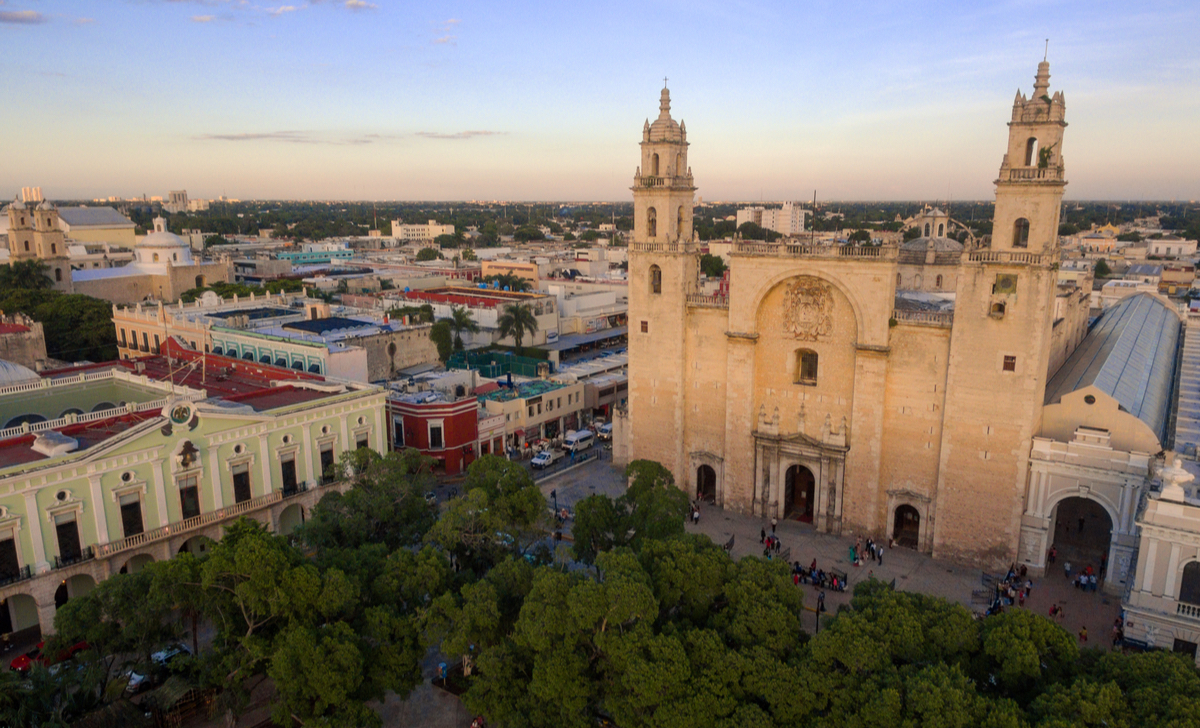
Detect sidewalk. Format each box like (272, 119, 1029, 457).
(684, 501, 1121, 644)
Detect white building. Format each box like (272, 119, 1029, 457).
(1148, 236, 1198, 259)
(735, 202, 810, 236)
(391, 219, 456, 243)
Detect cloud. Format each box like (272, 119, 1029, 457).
(344, 0, 377, 10)
(73, 17, 95, 24)
(0, 10, 47, 24)
(416, 130, 503, 140)
(267, 4, 298, 15)
(196, 130, 409, 145)
(191, 15, 216, 22)
(433, 34, 454, 44)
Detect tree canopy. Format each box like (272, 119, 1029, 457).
(699, 253, 727, 279)
(496, 302, 539, 353)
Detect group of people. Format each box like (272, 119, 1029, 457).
(985, 563, 1034, 616)
(1063, 561, 1101, 592)
(849, 537, 884, 567)
(791, 559, 847, 592)
(760, 528, 783, 557)
(689, 501, 701, 525)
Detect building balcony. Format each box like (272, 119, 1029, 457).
(53, 546, 95, 570)
(686, 294, 729, 309)
(628, 241, 698, 255)
(94, 488, 293, 560)
(891, 309, 954, 328)
(998, 166, 1065, 183)
(733, 242, 898, 261)
(0, 565, 33, 588)
(1177, 602, 1200, 621)
(966, 250, 1046, 266)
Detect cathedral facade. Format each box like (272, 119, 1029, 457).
(628, 62, 1080, 568)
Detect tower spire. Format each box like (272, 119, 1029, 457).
(659, 85, 671, 118)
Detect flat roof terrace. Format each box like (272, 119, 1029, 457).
(393, 286, 546, 309)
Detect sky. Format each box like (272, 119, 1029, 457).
(2, 1, 1198, 202)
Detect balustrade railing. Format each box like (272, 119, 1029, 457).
(0, 565, 33, 587)
(892, 309, 954, 327)
(628, 242, 697, 254)
(686, 294, 729, 309)
(1001, 167, 1064, 182)
(967, 250, 1045, 265)
(53, 547, 95, 570)
(1177, 602, 1200, 620)
(733, 242, 897, 260)
(94, 489, 286, 559)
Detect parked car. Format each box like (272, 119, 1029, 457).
(124, 642, 193, 693)
(531, 449, 566, 469)
(9, 640, 90, 673)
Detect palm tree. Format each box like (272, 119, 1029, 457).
(496, 302, 538, 355)
(0, 260, 53, 291)
(441, 306, 480, 351)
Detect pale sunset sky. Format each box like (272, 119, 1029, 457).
(1, 0, 1197, 201)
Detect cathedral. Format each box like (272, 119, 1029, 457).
(627, 61, 1097, 570)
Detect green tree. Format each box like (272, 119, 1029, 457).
(571, 460, 689, 566)
(848, 229, 872, 243)
(441, 306, 481, 351)
(204, 234, 232, 247)
(415, 247, 442, 261)
(737, 221, 781, 242)
(0, 290, 119, 362)
(461, 248, 478, 261)
(496, 302, 539, 354)
(424, 455, 549, 574)
(903, 225, 923, 241)
(0, 259, 53, 291)
(1094, 258, 1112, 277)
(296, 448, 437, 552)
(481, 273, 532, 292)
(1117, 232, 1142, 242)
(433, 233, 460, 249)
(699, 253, 727, 278)
(513, 225, 546, 242)
(430, 320, 454, 363)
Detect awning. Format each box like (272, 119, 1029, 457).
(539, 326, 628, 352)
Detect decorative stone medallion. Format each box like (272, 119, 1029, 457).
(783, 277, 834, 341)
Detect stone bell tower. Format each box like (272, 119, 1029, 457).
(627, 84, 698, 479)
(933, 60, 1068, 568)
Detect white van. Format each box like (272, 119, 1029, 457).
(597, 423, 613, 441)
(563, 430, 595, 453)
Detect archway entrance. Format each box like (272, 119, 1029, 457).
(1050, 497, 1113, 578)
(893, 505, 920, 548)
(784, 465, 815, 522)
(696, 465, 716, 504)
(279, 504, 305, 537)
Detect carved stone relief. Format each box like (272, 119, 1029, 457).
(783, 277, 834, 341)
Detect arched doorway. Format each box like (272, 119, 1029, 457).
(2, 593, 40, 633)
(784, 465, 815, 522)
(118, 553, 156, 575)
(696, 465, 716, 504)
(893, 505, 920, 548)
(1050, 496, 1113, 578)
(178, 535, 213, 556)
(279, 503, 305, 537)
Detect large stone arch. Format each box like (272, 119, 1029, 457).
(1042, 490, 1123, 593)
(744, 268, 869, 347)
(2, 592, 40, 633)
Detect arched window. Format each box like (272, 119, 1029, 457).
(991, 302, 1006, 317)
(1013, 218, 1030, 248)
(55, 268, 62, 282)
(196, 275, 206, 288)
(677, 206, 685, 237)
(647, 207, 657, 238)
(23, 241, 29, 251)
(937, 223, 944, 237)
(1024, 137, 1038, 166)
(1181, 562, 1200, 605)
(795, 349, 818, 384)
(152, 253, 160, 262)
(924, 223, 930, 236)
(913, 273, 923, 288)
(50, 243, 56, 254)
(675, 153, 681, 175)
(650, 265, 662, 295)
(936, 274, 943, 289)
(651, 153, 660, 176)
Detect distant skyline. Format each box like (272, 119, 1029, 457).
(2, 1, 1198, 202)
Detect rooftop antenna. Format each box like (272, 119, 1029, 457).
(810, 190, 816, 245)
(1044, 38, 1049, 62)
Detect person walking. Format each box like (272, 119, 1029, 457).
(1064, 560, 1072, 580)
(771, 517, 778, 533)
(1047, 546, 1057, 564)
(1078, 626, 1088, 643)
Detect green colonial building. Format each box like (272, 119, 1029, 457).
(0, 338, 385, 639)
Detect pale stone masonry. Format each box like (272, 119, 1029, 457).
(628, 64, 1083, 570)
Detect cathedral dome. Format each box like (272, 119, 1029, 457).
(900, 236, 963, 253)
(133, 217, 195, 267)
(648, 87, 683, 142)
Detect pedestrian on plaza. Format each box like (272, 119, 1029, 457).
(1048, 546, 1057, 564)
(1090, 574, 1098, 592)
(1064, 560, 1072, 580)
(1018, 591, 1025, 608)
(793, 571, 800, 586)
(877, 547, 883, 566)
(811, 558, 817, 571)
(1078, 626, 1088, 643)
(771, 517, 778, 533)
(1020, 564, 1028, 579)
(818, 591, 826, 612)
(760, 527, 766, 544)
(1078, 516, 1086, 533)
(1024, 580, 1032, 599)
(1048, 603, 1057, 618)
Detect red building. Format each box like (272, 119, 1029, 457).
(387, 392, 479, 475)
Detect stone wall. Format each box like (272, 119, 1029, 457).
(0, 314, 48, 368)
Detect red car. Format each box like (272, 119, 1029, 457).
(8, 640, 90, 672)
